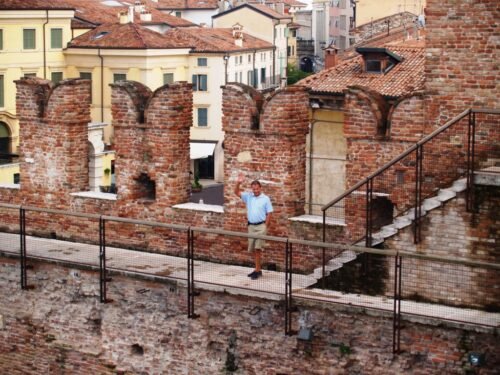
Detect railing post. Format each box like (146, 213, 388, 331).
(285, 240, 293, 335)
(392, 253, 402, 354)
(187, 228, 198, 319)
(99, 216, 108, 303)
(365, 180, 373, 247)
(19, 207, 27, 290)
(466, 110, 476, 212)
(414, 145, 423, 244)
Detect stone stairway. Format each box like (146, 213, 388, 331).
(308, 178, 468, 281)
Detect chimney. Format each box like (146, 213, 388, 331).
(119, 10, 129, 24)
(140, 10, 152, 22)
(232, 23, 244, 47)
(275, 2, 285, 15)
(324, 45, 338, 69)
(128, 6, 134, 23)
(134, 1, 145, 13)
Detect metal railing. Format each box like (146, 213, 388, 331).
(0, 203, 498, 354)
(321, 108, 500, 247)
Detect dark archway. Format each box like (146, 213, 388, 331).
(300, 57, 314, 73)
(0, 122, 11, 164)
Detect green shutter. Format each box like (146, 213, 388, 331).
(0, 30, 3, 50)
(198, 108, 207, 127)
(199, 75, 207, 91)
(80, 72, 92, 80)
(113, 73, 126, 83)
(23, 29, 36, 49)
(192, 75, 198, 91)
(51, 28, 63, 49)
(51, 72, 63, 83)
(163, 73, 174, 84)
(0, 75, 4, 107)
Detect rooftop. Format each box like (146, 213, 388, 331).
(68, 23, 274, 52)
(213, 3, 292, 21)
(0, 0, 195, 28)
(157, 0, 219, 10)
(298, 45, 425, 97)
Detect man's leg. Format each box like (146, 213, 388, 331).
(255, 249, 262, 272)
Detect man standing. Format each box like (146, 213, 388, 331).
(235, 173, 273, 280)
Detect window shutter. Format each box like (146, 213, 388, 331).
(0, 75, 4, 107)
(199, 75, 207, 91)
(192, 75, 198, 91)
(51, 28, 62, 49)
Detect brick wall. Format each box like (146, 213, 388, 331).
(424, 0, 500, 128)
(0, 258, 498, 374)
(384, 186, 500, 310)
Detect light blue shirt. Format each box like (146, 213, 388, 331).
(241, 192, 273, 224)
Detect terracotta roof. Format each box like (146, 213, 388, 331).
(157, 0, 218, 10)
(68, 22, 190, 49)
(298, 46, 425, 97)
(164, 28, 274, 52)
(248, 0, 307, 8)
(68, 23, 273, 52)
(213, 3, 292, 20)
(0, 0, 195, 27)
(0, 0, 73, 10)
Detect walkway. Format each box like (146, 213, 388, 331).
(0, 231, 498, 328)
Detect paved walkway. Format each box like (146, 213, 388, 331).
(0, 231, 498, 328)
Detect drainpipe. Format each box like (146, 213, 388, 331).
(43, 10, 49, 79)
(272, 21, 277, 84)
(252, 49, 257, 88)
(98, 48, 104, 122)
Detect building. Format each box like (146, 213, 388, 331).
(212, 3, 292, 85)
(298, 42, 425, 215)
(156, 0, 220, 26)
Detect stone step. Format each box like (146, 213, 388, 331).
(423, 197, 441, 211)
(451, 178, 467, 192)
(393, 216, 412, 229)
(436, 188, 456, 202)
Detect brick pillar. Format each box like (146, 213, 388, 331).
(111, 81, 192, 209)
(111, 81, 152, 203)
(146, 82, 192, 207)
(15, 77, 91, 205)
(223, 84, 310, 237)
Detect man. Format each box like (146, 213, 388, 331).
(234, 173, 273, 280)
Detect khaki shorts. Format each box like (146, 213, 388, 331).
(248, 223, 267, 252)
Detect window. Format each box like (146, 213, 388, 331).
(248, 54, 251, 63)
(260, 68, 266, 83)
(287, 46, 291, 57)
(197, 108, 208, 127)
(239, 72, 242, 82)
(192, 74, 207, 91)
(234, 72, 238, 82)
(239, 56, 242, 64)
(197, 58, 207, 67)
(0, 29, 3, 50)
(247, 70, 257, 87)
(80, 72, 92, 80)
(80, 72, 92, 99)
(113, 73, 127, 83)
(51, 28, 62, 49)
(51, 72, 63, 83)
(0, 75, 3, 107)
(163, 73, 174, 84)
(24, 73, 36, 78)
(13, 173, 20, 184)
(175, 11, 182, 17)
(23, 29, 36, 50)
(366, 60, 382, 73)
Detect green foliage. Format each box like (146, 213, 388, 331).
(287, 63, 313, 85)
(339, 343, 352, 356)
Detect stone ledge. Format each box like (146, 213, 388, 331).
(70, 191, 117, 200)
(173, 202, 224, 213)
(0, 183, 20, 190)
(289, 214, 346, 226)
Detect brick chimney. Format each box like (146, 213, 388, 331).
(232, 23, 244, 47)
(324, 45, 339, 69)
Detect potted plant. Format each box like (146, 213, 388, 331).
(191, 174, 203, 193)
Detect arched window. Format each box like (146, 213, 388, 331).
(0, 121, 11, 163)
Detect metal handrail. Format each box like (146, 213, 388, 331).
(321, 108, 499, 211)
